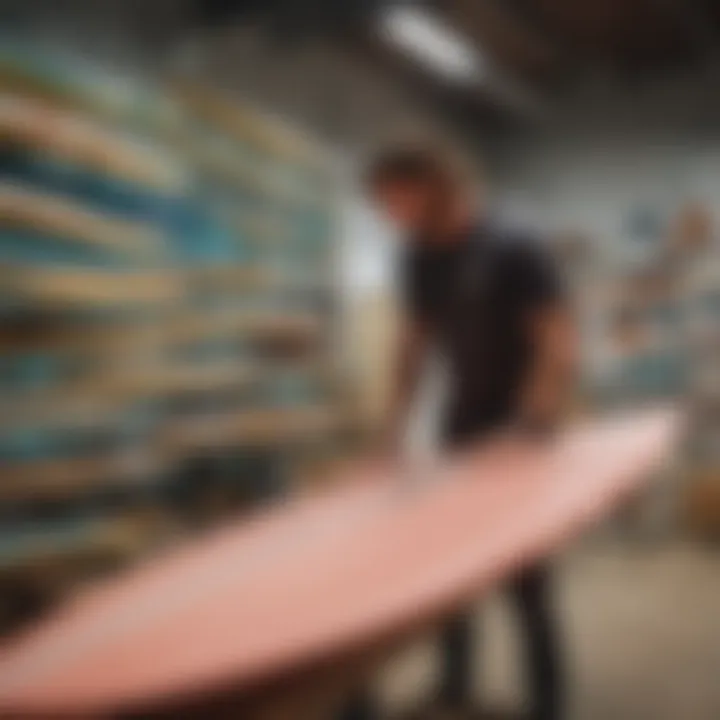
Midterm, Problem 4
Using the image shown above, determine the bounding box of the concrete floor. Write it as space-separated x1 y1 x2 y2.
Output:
379 541 720 720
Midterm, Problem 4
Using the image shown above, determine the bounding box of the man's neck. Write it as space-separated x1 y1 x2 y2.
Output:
431 202 477 245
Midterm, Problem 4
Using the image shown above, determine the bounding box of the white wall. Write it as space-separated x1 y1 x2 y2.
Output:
498 135 720 270
492 73 720 386
494 74 720 264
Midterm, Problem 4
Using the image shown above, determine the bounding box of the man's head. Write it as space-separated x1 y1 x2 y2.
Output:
365 146 471 241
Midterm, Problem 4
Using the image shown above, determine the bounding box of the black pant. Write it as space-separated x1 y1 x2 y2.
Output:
440 562 563 719
339 562 563 720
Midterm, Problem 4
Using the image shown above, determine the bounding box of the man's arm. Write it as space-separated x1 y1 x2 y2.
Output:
519 303 578 430
380 318 430 456
513 239 578 432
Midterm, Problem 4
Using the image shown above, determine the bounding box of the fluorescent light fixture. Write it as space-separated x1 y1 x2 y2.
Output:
380 5 482 82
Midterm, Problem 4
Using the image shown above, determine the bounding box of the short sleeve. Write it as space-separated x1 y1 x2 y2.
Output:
511 238 565 310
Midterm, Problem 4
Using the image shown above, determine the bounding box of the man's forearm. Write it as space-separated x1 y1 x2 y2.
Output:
519 307 578 429
518 362 572 428
382 322 427 453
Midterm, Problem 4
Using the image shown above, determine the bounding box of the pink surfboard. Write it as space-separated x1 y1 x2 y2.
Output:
0 409 681 717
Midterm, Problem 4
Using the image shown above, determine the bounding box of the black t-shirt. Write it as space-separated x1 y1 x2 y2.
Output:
402 223 564 446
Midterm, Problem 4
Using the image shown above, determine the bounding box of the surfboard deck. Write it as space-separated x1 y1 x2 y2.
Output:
0 408 681 717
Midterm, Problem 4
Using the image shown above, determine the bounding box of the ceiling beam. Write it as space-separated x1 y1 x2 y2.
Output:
486 0 570 57
446 0 564 77
650 0 720 57
349 30 523 136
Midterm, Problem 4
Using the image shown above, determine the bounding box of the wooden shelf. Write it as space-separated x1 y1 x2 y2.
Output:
0 95 187 193
0 404 342 503
160 405 339 453
0 310 322 356
0 48 183 134
171 81 332 173
0 515 159 577
0 183 167 260
0 451 170 503
0 265 184 307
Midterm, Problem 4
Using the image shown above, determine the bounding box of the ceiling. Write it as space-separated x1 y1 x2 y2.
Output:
192 0 720 84
189 0 720 129
8 0 717 134
442 0 720 87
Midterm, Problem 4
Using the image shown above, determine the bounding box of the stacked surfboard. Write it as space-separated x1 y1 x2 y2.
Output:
0 40 343 610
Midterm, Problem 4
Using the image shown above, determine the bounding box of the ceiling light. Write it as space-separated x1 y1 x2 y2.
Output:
380 5 482 82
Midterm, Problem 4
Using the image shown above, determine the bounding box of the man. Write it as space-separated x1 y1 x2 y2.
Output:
348 147 576 720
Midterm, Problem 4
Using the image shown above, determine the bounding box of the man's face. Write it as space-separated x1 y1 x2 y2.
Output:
374 181 433 236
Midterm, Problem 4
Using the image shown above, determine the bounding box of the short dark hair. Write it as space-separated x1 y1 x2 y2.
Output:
365 146 454 191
